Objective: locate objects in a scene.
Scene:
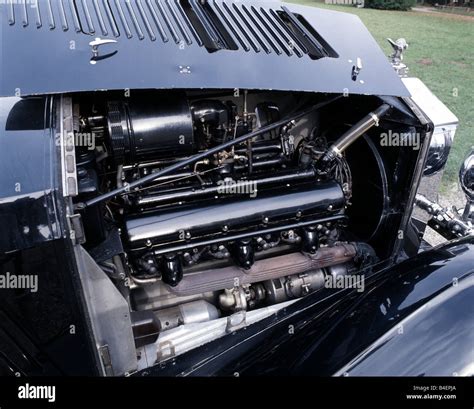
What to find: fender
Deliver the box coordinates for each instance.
[0,96,62,253]
[0,100,99,376]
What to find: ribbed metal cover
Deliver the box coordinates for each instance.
[0,1,410,97]
[5,0,337,59]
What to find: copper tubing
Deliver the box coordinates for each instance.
[168,242,358,296]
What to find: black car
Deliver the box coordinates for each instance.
[0,0,473,379]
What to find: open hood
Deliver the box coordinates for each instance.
[0,0,409,97]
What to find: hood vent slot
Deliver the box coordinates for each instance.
[277,6,338,60]
[5,0,338,60]
[179,0,237,52]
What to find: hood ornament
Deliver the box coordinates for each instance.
[89,38,118,65]
[387,38,408,77]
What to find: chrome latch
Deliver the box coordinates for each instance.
[89,38,118,64]
[351,57,363,81]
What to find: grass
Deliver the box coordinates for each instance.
[431,7,474,17]
[289,1,474,184]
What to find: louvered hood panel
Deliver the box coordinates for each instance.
[0,0,409,97]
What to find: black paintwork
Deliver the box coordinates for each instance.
[0,2,469,378]
[0,96,100,375]
[138,236,474,376]
[0,240,99,376]
[107,91,195,164]
[0,97,63,253]
[0,1,409,97]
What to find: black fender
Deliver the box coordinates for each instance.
[0,96,63,253]
[0,97,99,376]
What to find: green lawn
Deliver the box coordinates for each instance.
[289,1,474,184]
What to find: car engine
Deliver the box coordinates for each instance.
[66,89,424,369]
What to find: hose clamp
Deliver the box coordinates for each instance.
[370,113,380,127]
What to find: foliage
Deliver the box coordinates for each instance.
[364,0,416,11]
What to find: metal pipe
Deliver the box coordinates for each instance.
[319,104,391,170]
[168,242,358,296]
[151,215,346,256]
[234,155,286,171]
[234,140,282,154]
[333,104,391,154]
[82,96,342,208]
[148,172,194,183]
[127,181,345,252]
[136,169,316,207]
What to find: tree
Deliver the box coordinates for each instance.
[365,0,416,10]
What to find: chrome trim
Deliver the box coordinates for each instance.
[59,96,78,197]
[460,149,474,201]
[401,77,459,250]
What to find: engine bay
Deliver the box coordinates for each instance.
[64,89,425,370]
